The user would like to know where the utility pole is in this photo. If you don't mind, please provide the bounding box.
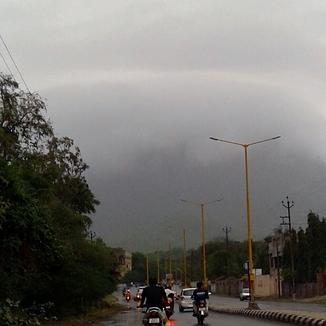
[276,241,281,298]
[89,230,96,242]
[223,226,231,295]
[281,196,296,299]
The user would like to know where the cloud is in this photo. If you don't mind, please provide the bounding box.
[1,1,326,251]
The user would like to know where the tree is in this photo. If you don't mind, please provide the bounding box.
[0,73,53,160]
[0,73,118,319]
[305,212,326,278]
[296,228,310,283]
[121,252,147,284]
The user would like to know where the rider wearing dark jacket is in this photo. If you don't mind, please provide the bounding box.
[192,281,209,316]
[140,277,167,309]
[140,277,169,326]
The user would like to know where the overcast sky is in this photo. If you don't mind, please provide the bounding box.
[2,1,326,252]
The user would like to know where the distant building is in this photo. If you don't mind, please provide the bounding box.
[113,248,132,276]
[268,233,285,296]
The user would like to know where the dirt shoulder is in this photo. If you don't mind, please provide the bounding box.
[44,302,130,326]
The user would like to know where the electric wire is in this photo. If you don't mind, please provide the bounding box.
[0,35,30,93]
[0,52,15,77]
[254,173,326,236]
[288,175,326,198]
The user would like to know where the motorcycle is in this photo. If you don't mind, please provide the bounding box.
[194,299,208,325]
[163,296,174,319]
[147,307,164,326]
[134,292,141,302]
[134,292,141,307]
[125,291,131,302]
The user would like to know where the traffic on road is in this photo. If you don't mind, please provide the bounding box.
[93,285,288,326]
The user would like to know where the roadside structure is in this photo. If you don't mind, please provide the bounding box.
[113,248,132,277]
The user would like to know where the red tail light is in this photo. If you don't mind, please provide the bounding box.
[149,311,159,317]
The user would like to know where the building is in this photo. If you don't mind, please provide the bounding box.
[113,248,132,277]
[268,233,285,297]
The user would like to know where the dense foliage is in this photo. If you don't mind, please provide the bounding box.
[0,74,119,323]
[282,211,326,284]
[122,238,270,285]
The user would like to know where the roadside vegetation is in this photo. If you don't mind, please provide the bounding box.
[0,73,120,325]
[44,295,129,326]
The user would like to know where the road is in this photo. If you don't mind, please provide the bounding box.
[209,293,326,314]
[94,285,286,326]
[94,303,284,326]
[168,284,326,314]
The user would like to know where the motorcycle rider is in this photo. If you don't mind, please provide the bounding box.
[140,277,169,326]
[165,286,175,313]
[125,289,131,301]
[192,281,209,316]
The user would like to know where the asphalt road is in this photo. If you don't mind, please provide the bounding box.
[105,285,286,326]
[96,301,285,326]
[209,293,326,314]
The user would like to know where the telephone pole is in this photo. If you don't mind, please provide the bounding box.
[89,230,96,242]
[281,196,296,299]
[223,226,231,295]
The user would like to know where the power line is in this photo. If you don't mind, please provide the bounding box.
[0,52,15,77]
[0,35,30,92]
[289,175,326,198]
[257,174,326,224]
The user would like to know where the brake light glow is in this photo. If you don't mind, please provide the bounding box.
[149,311,158,317]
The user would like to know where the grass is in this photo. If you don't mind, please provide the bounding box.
[44,295,130,326]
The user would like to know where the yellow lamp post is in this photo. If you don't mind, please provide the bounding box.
[146,250,149,285]
[156,245,160,283]
[180,198,221,288]
[183,228,187,288]
[169,242,172,287]
[209,136,280,307]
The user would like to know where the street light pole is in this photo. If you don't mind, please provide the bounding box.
[183,228,187,288]
[146,250,149,285]
[210,136,280,307]
[156,244,160,283]
[181,198,221,288]
[169,242,172,287]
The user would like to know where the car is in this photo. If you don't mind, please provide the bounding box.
[177,287,196,312]
[239,287,250,301]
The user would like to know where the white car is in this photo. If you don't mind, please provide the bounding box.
[177,287,196,312]
[239,287,250,301]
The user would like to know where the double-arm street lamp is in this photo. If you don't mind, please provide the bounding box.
[180,198,221,288]
[209,136,280,307]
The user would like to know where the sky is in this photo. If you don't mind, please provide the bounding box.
[1,1,326,252]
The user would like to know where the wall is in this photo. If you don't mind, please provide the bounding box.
[255,274,273,297]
